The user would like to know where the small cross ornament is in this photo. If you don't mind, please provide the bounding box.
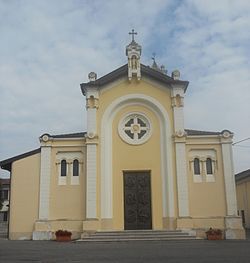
[129,29,137,42]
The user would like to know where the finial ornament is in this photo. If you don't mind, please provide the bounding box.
[129,29,137,42]
[126,29,141,81]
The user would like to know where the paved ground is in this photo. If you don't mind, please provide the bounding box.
[0,238,250,263]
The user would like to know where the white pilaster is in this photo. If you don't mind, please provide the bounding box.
[175,142,190,217]
[222,142,237,216]
[86,143,97,218]
[173,107,184,131]
[172,85,189,217]
[87,108,97,136]
[85,89,98,219]
[171,86,185,133]
[39,146,51,220]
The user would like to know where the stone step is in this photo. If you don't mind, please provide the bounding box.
[78,237,195,242]
[92,230,190,234]
[79,230,196,242]
[91,233,189,238]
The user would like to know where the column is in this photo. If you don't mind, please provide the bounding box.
[175,141,189,217]
[39,144,51,220]
[221,135,237,216]
[172,87,190,217]
[85,93,98,219]
[86,143,97,218]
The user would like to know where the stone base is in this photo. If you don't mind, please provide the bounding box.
[33,220,83,240]
[176,216,246,240]
[162,217,177,230]
[32,231,53,241]
[177,217,225,229]
[82,219,100,232]
[225,216,246,240]
[9,232,33,240]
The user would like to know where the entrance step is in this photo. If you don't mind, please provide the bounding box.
[79,230,197,242]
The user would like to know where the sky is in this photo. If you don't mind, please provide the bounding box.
[0,0,250,178]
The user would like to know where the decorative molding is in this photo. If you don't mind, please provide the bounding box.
[188,149,217,183]
[118,112,152,145]
[174,130,186,138]
[126,37,142,81]
[86,97,99,109]
[171,95,184,108]
[56,152,83,186]
[101,94,174,219]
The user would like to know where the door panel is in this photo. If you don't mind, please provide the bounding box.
[124,172,152,230]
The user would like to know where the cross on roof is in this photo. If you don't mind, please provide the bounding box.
[129,29,137,42]
[152,52,156,61]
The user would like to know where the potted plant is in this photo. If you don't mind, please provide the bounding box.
[55,230,72,242]
[205,228,223,240]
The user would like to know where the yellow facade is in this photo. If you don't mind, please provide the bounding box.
[0,39,245,240]
[9,153,40,240]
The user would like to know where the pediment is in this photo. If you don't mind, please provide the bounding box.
[80,64,189,96]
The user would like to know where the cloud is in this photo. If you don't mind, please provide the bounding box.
[0,0,249,177]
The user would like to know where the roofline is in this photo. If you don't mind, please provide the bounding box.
[0,148,41,172]
[80,63,189,96]
[40,132,86,140]
[185,129,228,136]
[235,169,250,182]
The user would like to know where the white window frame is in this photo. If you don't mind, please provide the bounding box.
[118,112,152,145]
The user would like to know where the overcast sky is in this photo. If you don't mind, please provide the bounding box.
[0,0,250,178]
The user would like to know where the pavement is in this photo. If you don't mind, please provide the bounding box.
[0,237,250,263]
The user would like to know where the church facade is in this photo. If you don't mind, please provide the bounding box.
[0,36,245,240]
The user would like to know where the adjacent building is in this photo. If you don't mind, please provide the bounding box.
[235,169,250,228]
[0,178,10,222]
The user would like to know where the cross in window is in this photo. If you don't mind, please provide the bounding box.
[124,116,148,140]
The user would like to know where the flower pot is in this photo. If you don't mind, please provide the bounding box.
[207,233,223,240]
[56,235,72,242]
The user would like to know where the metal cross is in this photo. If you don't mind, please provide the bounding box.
[129,29,137,41]
[152,52,156,62]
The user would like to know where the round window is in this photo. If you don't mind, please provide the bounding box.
[118,112,152,145]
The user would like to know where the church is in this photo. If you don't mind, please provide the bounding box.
[0,32,245,240]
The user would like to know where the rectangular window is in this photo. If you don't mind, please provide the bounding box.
[61,160,67,177]
[73,160,79,176]
[194,158,200,175]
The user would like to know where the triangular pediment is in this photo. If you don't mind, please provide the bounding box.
[80,64,189,96]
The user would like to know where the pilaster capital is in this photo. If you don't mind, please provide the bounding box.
[86,97,99,109]
[173,130,187,142]
[86,136,99,145]
[220,130,234,144]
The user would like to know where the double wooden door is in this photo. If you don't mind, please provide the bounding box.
[123,171,152,230]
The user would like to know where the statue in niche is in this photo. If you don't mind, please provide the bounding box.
[131,55,137,70]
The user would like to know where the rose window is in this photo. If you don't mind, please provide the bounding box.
[118,113,152,145]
